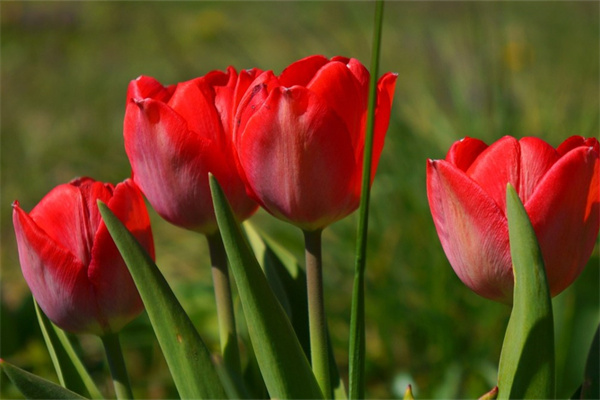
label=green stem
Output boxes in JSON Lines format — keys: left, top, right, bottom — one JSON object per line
{"left": 101, "top": 333, "right": 133, "bottom": 399}
{"left": 304, "top": 229, "right": 331, "bottom": 399}
{"left": 206, "top": 231, "right": 242, "bottom": 378}
{"left": 349, "top": 1, "right": 385, "bottom": 399}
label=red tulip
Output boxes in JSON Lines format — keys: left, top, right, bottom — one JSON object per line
{"left": 12, "top": 177, "right": 155, "bottom": 334}
{"left": 233, "top": 55, "right": 397, "bottom": 231}
{"left": 124, "top": 67, "right": 261, "bottom": 234}
{"left": 427, "top": 136, "right": 599, "bottom": 303}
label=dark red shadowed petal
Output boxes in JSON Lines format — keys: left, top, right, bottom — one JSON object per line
{"left": 370, "top": 72, "right": 398, "bottom": 183}
{"left": 445, "top": 137, "right": 488, "bottom": 171}
{"left": 427, "top": 159, "right": 513, "bottom": 303}
{"left": 12, "top": 203, "right": 101, "bottom": 333}
{"left": 526, "top": 145, "right": 600, "bottom": 296}
{"left": 124, "top": 97, "right": 220, "bottom": 233}
{"left": 88, "top": 179, "right": 151, "bottom": 333}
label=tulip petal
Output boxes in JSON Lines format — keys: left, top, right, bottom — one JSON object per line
{"left": 307, "top": 60, "right": 367, "bottom": 150}
{"left": 127, "top": 75, "right": 175, "bottom": 104}
{"left": 526, "top": 145, "right": 600, "bottom": 296}
{"left": 371, "top": 72, "right": 398, "bottom": 182}
{"left": 27, "top": 180, "right": 112, "bottom": 268}
{"left": 278, "top": 55, "right": 330, "bottom": 87}
{"left": 124, "top": 98, "right": 219, "bottom": 233}
{"left": 517, "top": 137, "right": 560, "bottom": 204}
{"left": 12, "top": 204, "right": 100, "bottom": 333}
{"left": 343, "top": 57, "right": 370, "bottom": 90}
{"left": 556, "top": 135, "right": 600, "bottom": 156}
{"left": 445, "top": 137, "right": 488, "bottom": 171}
{"left": 466, "top": 136, "right": 520, "bottom": 214}
{"left": 233, "top": 71, "right": 279, "bottom": 146}
{"left": 427, "top": 159, "right": 513, "bottom": 302}
{"left": 238, "top": 86, "right": 358, "bottom": 230}
{"left": 167, "top": 78, "right": 224, "bottom": 145}
{"left": 89, "top": 180, "right": 150, "bottom": 333}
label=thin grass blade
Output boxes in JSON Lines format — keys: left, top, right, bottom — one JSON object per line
{"left": 349, "top": 1, "right": 385, "bottom": 398}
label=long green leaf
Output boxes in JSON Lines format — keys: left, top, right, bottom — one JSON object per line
{"left": 1, "top": 358, "right": 87, "bottom": 399}
{"left": 98, "top": 202, "right": 226, "bottom": 399}
{"left": 579, "top": 324, "right": 599, "bottom": 399}
{"left": 34, "top": 300, "right": 103, "bottom": 399}
{"left": 209, "top": 175, "right": 323, "bottom": 399}
{"left": 497, "top": 184, "right": 555, "bottom": 399}
{"left": 244, "top": 222, "right": 347, "bottom": 399}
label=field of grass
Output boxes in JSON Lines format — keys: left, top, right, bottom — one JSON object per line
{"left": 1, "top": 2, "right": 598, "bottom": 398}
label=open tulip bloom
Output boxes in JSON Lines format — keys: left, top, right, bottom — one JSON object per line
{"left": 427, "top": 135, "right": 599, "bottom": 304}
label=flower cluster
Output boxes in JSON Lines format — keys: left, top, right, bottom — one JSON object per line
{"left": 13, "top": 55, "right": 398, "bottom": 335}
{"left": 8, "top": 49, "right": 600, "bottom": 400}
{"left": 124, "top": 55, "right": 398, "bottom": 233}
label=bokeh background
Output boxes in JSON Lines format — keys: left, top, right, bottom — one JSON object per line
{"left": 1, "top": 1, "right": 598, "bottom": 398}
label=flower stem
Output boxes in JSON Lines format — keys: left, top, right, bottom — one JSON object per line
{"left": 304, "top": 229, "right": 331, "bottom": 399}
{"left": 101, "top": 333, "right": 133, "bottom": 399}
{"left": 206, "top": 231, "right": 242, "bottom": 378}
{"left": 349, "top": 1, "right": 385, "bottom": 399}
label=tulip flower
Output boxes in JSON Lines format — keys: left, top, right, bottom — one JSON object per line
{"left": 124, "top": 68, "right": 264, "bottom": 376}
{"left": 123, "top": 67, "right": 261, "bottom": 234}
{"left": 12, "top": 177, "right": 154, "bottom": 335}
{"left": 233, "top": 55, "right": 397, "bottom": 397}
{"left": 233, "top": 55, "right": 397, "bottom": 231}
{"left": 427, "top": 135, "right": 599, "bottom": 303}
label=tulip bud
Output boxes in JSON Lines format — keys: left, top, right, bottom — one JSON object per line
{"left": 427, "top": 136, "right": 599, "bottom": 303}
{"left": 233, "top": 55, "right": 397, "bottom": 231}
{"left": 123, "top": 68, "right": 261, "bottom": 234}
{"left": 12, "top": 177, "right": 155, "bottom": 335}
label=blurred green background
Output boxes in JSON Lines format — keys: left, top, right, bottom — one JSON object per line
{"left": 1, "top": 1, "right": 598, "bottom": 398}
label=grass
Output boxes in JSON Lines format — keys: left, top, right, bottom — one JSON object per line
{"left": 1, "top": 2, "right": 598, "bottom": 398}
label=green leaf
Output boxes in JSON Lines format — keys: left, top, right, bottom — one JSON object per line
{"left": 209, "top": 175, "right": 323, "bottom": 399}
{"left": 497, "top": 184, "right": 555, "bottom": 399}
{"left": 33, "top": 300, "right": 103, "bottom": 399}
{"left": 98, "top": 202, "right": 226, "bottom": 400}
{"left": 579, "top": 324, "right": 599, "bottom": 399}
{"left": 244, "top": 222, "right": 347, "bottom": 399}
{"left": 0, "top": 358, "right": 87, "bottom": 399}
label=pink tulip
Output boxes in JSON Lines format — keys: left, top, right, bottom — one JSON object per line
{"left": 124, "top": 67, "right": 261, "bottom": 234}
{"left": 12, "top": 178, "right": 155, "bottom": 334}
{"left": 427, "top": 136, "right": 599, "bottom": 303}
{"left": 233, "top": 55, "right": 397, "bottom": 231}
